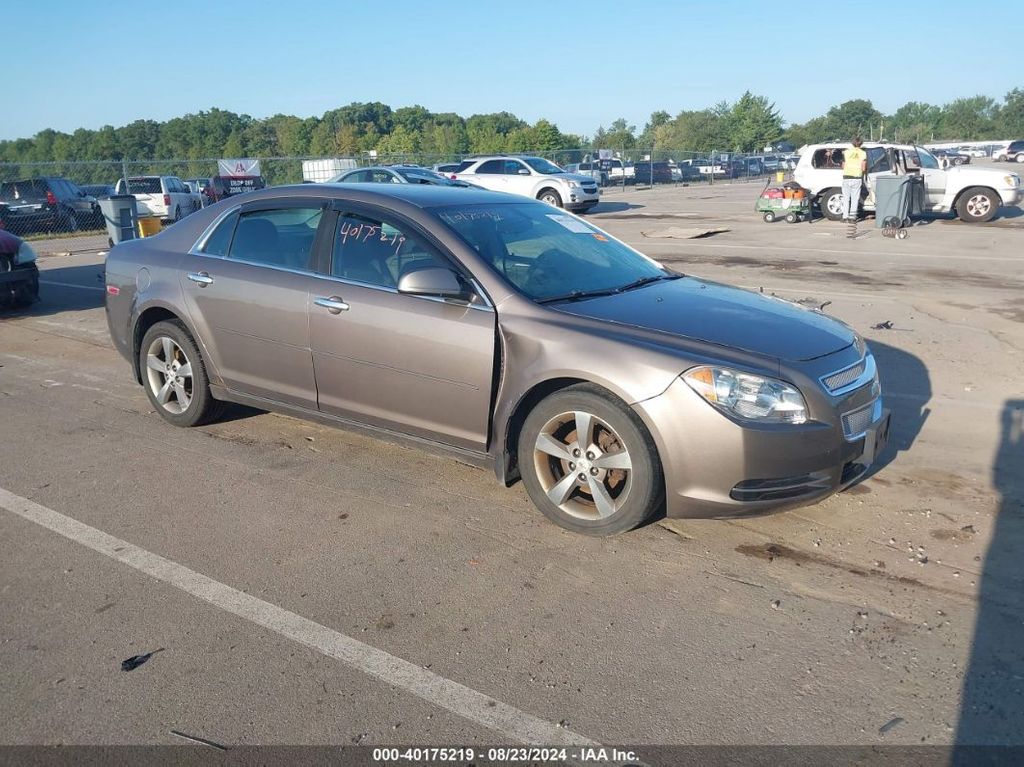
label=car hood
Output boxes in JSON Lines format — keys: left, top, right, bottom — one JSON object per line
{"left": 562, "top": 173, "right": 599, "bottom": 184}
{"left": 558, "top": 277, "right": 855, "bottom": 362}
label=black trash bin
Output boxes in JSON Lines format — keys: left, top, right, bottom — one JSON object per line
{"left": 98, "top": 195, "right": 139, "bottom": 247}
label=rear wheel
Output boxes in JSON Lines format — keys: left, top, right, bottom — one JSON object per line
{"left": 174, "top": 206, "right": 182, "bottom": 222}
{"left": 1016, "top": 155, "right": 1024, "bottom": 164}
{"left": 139, "top": 320, "right": 223, "bottom": 427}
{"left": 785, "top": 212, "right": 798, "bottom": 223}
{"left": 518, "top": 384, "right": 663, "bottom": 536}
{"left": 762, "top": 211, "right": 776, "bottom": 223}
{"left": 956, "top": 187, "right": 999, "bottom": 223}
{"left": 538, "top": 188, "right": 563, "bottom": 208}
{"left": 819, "top": 188, "right": 845, "bottom": 221}
{"left": 60, "top": 209, "right": 79, "bottom": 232}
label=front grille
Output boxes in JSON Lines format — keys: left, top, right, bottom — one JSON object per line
{"left": 842, "top": 398, "right": 880, "bottom": 439}
{"left": 582, "top": 186, "right": 597, "bottom": 194}
{"left": 822, "top": 359, "right": 867, "bottom": 392}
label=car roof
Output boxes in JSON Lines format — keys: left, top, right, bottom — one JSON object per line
{"left": 245, "top": 182, "right": 508, "bottom": 208}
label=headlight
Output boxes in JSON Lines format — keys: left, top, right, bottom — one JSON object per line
{"left": 565, "top": 180, "right": 580, "bottom": 189}
{"left": 15, "top": 241, "right": 37, "bottom": 265}
{"left": 1004, "top": 175, "right": 1020, "bottom": 187}
{"left": 683, "top": 366, "right": 808, "bottom": 424}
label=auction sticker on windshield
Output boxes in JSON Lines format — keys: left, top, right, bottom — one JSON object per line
{"left": 546, "top": 214, "right": 593, "bottom": 234}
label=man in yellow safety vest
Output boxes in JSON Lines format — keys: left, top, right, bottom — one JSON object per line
{"left": 842, "top": 137, "right": 868, "bottom": 222}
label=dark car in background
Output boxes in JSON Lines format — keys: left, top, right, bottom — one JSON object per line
{"left": 933, "top": 148, "right": 970, "bottom": 166}
{"left": 632, "top": 161, "right": 674, "bottom": 184}
{"left": 329, "top": 165, "right": 474, "bottom": 187}
{"left": 0, "top": 177, "right": 100, "bottom": 235}
{"left": 0, "top": 228, "right": 39, "bottom": 308}
{"left": 79, "top": 183, "right": 116, "bottom": 200}
{"left": 104, "top": 184, "right": 889, "bottom": 536}
{"left": 1002, "top": 140, "right": 1024, "bottom": 163}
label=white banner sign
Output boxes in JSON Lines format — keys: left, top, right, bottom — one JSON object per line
{"left": 218, "top": 158, "right": 262, "bottom": 177}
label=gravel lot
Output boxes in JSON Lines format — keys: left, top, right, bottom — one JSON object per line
{"left": 1, "top": 179, "right": 1022, "bottom": 754}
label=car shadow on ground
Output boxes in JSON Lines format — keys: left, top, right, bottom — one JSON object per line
{"left": 955, "top": 399, "right": 1024, "bottom": 756}
{"left": 867, "top": 338, "right": 931, "bottom": 474}
{"left": 3, "top": 263, "right": 106, "bottom": 317}
{"left": 589, "top": 201, "right": 644, "bottom": 214}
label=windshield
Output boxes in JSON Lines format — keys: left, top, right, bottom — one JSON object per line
{"left": 398, "top": 169, "right": 455, "bottom": 185}
{"left": 523, "top": 157, "right": 565, "bottom": 175}
{"left": 916, "top": 147, "right": 941, "bottom": 170}
{"left": 438, "top": 202, "right": 669, "bottom": 302}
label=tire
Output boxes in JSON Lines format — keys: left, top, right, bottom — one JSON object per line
{"left": 762, "top": 211, "right": 776, "bottom": 223}
{"left": 819, "top": 188, "right": 845, "bottom": 221}
{"left": 174, "top": 206, "right": 182, "bottom": 222}
{"left": 517, "top": 384, "right": 663, "bottom": 536}
{"left": 11, "top": 273, "right": 39, "bottom": 308}
{"left": 785, "top": 212, "right": 798, "bottom": 223}
{"left": 139, "top": 320, "right": 223, "bottom": 427}
{"left": 1016, "top": 155, "right": 1024, "bottom": 164}
{"left": 956, "top": 187, "right": 999, "bottom": 223}
{"left": 537, "top": 188, "right": 563, "bottom": 208}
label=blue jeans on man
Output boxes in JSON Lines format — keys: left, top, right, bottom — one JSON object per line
{"left": 842, "top": 178, "right": 862, "bottom": 221}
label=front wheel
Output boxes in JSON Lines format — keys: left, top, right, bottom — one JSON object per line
{"left": 518, "top": 384, "right": 663, "bottom": 536}
{"left": 956, "top": 187, "right": 999, "bottom": 223}
{"left": 139, "top": 320, "right": 223, "bottom": 427}
{"left": 537, "top": 188, "right": 563, "bottom": 208}
{"left": 819, "top": 188, "right": 845, "bottom": 221}
{"left": 1016, "top": 155, "right": 1024, "bottom": 164}
{"left": 785, "top": 212, "right": 798, "bottom": 223}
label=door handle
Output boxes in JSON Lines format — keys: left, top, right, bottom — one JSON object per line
{"left": 314, "top": 295, "right": 350, "bottom": 314}
{"left": 187, "top": 271, "right": 214, "bottom": 287}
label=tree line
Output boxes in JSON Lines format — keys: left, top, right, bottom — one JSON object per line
{"left": 1, "top": 89, "right": 1021, "bottom": 167}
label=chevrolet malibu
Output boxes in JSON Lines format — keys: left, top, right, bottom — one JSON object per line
{"left": 105, "top": 185, "right": 889, "bottom": 535}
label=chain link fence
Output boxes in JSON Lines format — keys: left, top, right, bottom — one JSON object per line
{"left": 0, "top": 149, "right": 797, "bottom": 238}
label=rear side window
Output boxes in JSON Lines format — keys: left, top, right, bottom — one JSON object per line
{"left": 227, "top": 207, "right": 323, "bottom": 270}
{"left": 201, "top": 210, "right": 239, "bottom": 256}
{"left": 127, "top": 178, "right": 162, "bottom": 194}
{"left": 812, "top": 149, "right": 844, "bottom": 169}
{"left": 476, "top": 160, "right": 504, "bottom": 174}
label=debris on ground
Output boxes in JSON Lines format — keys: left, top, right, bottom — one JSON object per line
{"left": 872, "top": 321, "right": 894, "bottom": 330}
{"left": 640, "top": 226, "right": 730, "bottom": 239}
{"left": 770, "top": 599, "right": 781, "bottom": 609}
{"left": 121, "top": 648, "right": 164, "bottom": 671}
{"left": 879, "top": 717, "right": 905, "bottom": 735}
{"left": 169, "top": 730, "right": 227, "bottom": 750}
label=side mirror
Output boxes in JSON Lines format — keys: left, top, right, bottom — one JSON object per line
{"left": 397, "top": 267, "right": 472, "bottom": 301}
{"left": 517, "top": 168, "right": 530, "bottom": 175}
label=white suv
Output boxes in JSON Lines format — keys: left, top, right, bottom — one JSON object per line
{"left": 794, "top": 142, "right": 1023, "bottom": 223}
{"left": 452, "top": 156, "right": 600, "bottom": 213}
{"left": 115, "top": 176, "right": 201, "bottom": 222}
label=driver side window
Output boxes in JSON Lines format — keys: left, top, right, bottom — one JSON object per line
{"left": 331, "top": 212, "right": 455, "bottom": 290}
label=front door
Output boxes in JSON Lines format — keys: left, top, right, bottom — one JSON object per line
{"left": 309, "top": 207, "right": 495, "bottom": 452}
{"left": 177, "top": 200, "right": 327, "bottom": 408}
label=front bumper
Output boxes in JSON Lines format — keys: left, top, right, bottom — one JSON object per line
{"left": 998, "top": 186, "right": 1023, "bottom": 206}
{"left": 565, "top": 187, "right": 601, "bottom": 210}
{"left": 634, "top": 375, "right": 889, "bottom": 519}
{"left": 0, "top": 262, "right": 40, "bottom": 304}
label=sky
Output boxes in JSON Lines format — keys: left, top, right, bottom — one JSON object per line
{"left": 6, "top": 0, "right": 1023, "bottom": 142}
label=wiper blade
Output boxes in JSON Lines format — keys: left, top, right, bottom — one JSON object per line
{"left": 535, "top": 288, "right": 620, "bottom": 305}
{"left": 616, "top": 273, "right": 682, "bottom": 293}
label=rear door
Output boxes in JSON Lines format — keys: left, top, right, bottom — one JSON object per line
{"left": 464, "top": 159, "right": 506, "bottom": 193}
{"left": 177, "top": 199, "right": 328, "bottom": 408}
{"left": 308, "top": 204, "right": 495, "bottom": 451}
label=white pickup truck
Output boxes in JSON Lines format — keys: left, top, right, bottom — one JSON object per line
{"left": 794, "top": 142, "right": 1023, "bottom": 222}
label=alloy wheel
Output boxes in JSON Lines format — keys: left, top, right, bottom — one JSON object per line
{"left": 145, "top": 336, "right": 193, "bottom": 414}
{"left": 966, "top": 194, "right": 992, "bottom": 219}
{"left": 532, "top": 409, "right": 633, "bottom": 520}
